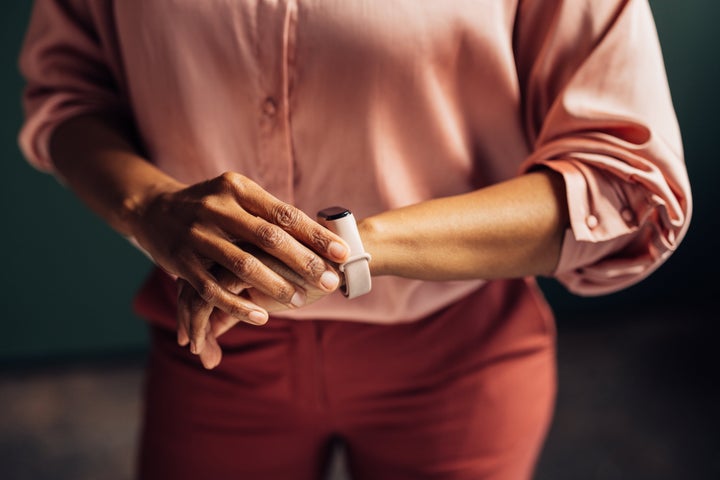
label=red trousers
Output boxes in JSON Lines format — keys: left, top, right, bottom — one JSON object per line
{"left": 137, "top": 277, "right": 556, "bottom": 479}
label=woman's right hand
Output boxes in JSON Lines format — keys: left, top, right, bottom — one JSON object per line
{"left": 128, "top": 171, "right": 350, "bottom": 354}
{"left": 48, "top": 115, "right": 347, "bottom": 356}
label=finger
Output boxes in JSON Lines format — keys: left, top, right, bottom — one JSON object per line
{"left": 265, "top": 202, "right": 350, "bottom": 262}
{"left": 209, "top": 308, "right": 242, "bottom": 338}
{"left": 182, "top": 257, "right": 269, "bottom": 331}
{"left": 193, "top": 228, "right": 308, "bottom": 307}
{"left": 216, "top": 268, "right": 250, "bottom": 294}
{"left": 198, "top": 329, "right": 223, "bottom": 369}
{"left": 177, "top": 277, "right": 214, "bottom": 354}
{"left": 246, "top": 247, "right": 306, "bottom": 286}
{"left": 228, "top": 214, "right": 341, "bottom": 293}
{"left": 177, "top": 324, "right": 190, "bottom": 347}
{"left": 207, "top": 268, "right": 253, "bottom": 338}
{"left": 231, "top": 249, "right": 335, "bottom": 316}
{"left": 176, "top": 279, "right": 191, "bottom": 347}
{"left": 182, "top": 266, "right": 256, "bottom": 348}
{"left": 195, "top": 176, "right": 343, "bottom": 292}
{"left": 220, "top": 172, "right": 350, "bottom": 262}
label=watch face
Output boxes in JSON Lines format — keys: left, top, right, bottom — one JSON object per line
{"left": 318, "top": 206, "right": 351, "bottom": 221}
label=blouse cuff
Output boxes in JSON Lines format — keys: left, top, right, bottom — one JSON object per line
{"left": 528, "top": 158, "right": 677, "bottom": 296}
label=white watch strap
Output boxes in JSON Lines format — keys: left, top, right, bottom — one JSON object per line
{"left": 339, "top": 252, "right": 372, "bottom": 299}
{"left": 318, "top": 207, "right": 372, "bottom": 299}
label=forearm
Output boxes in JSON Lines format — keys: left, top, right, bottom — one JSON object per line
{"left": 49, "top": 114, "right": 182, "bottom": 237}
{"left": 49, "top": 113, "right": 353, "bottom": 358}
{"left": 358, "top": 170, "right": 569, "bottom": 281}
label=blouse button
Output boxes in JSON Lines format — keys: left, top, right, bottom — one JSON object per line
{"left": 621, "top": 208, "right": 635, "bottom": 223}
{"left": 262, "top": 97, "right": 278, "bottom": 116}
{"left": 586, "top": 214, "right": 599, "bottom": 229}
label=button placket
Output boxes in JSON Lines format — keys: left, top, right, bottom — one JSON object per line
{"left": 255, "top": 0, "right": 297, "bottom": 203}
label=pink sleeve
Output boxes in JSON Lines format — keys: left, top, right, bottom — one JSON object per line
{"left": 18, "top": 0, "right": 126, "bottom": 173}
{"left": 515, "top": 0, "right": 692, "bottom": 295}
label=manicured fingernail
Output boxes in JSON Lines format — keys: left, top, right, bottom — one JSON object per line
{"left": 320, "top": 270, "right": 340, "bottom": 290}
{"left": 290, "top": 291, "right": 306, "bottom": 308}
{"left": 248, "top": 311, "right": 268, "bottom": 325}
{"left": 329, "top": 241, "right": 348, "bottom": 260}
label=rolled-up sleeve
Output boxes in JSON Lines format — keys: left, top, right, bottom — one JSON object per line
{"left": 18, "top": 0, "right": 126, "bottom": 172}
{"left": 515, "top": 0, "right": 691, "bottom": 295}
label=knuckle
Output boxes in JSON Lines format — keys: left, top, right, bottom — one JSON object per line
{"left": 231, "top": 255, "right": 260, "bottom": 279}
{"left": 310, "top": 229, "right": 331, "bottom": 252}
{"left": 274, "top": 283, "right": 295, "bottom": 303}
{"left": 220, "top": 171, "right": 248, "bottom": 196}
{"left": 272, "top": 203, "right": 301, "bottom": 229}
{"left": 226, "top": 302, "right": 249, "bottom": 318}
{"left": 197, "top": 196, "right": 220, "bottom": 215}
{"left": 197, "top": 279, "right": 220, "bottom": 303}
{"left": 186, "top": 223, "right": 204, "bottom": 240}
{"left": 256, "top": 223, "right": 285, "bottom": 250}
{"left": 220, "top": 171, "right": 238, "bottom": 184}
{"left": 198, "top": 196, "right": 213, "bottom": 210}
{"left": 304, "top": 255, "right": 326, "bottom": 278}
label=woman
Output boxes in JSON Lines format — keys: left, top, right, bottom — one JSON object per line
{"left": 19, "top": 0, "right": 691, "bottom": 478}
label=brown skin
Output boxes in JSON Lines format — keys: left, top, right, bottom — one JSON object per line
{"left": 359, "top": 171, "right": 569, "bottom": 280}
{"left": 50, "top": 114, "right": 350, "bottom": 367}
{"left": 49, "top": 114, "right": 568, "bottom": 369}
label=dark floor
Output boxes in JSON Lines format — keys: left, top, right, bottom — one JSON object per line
{"left": 1, "top": 306, "right": 718, "bottom": 480}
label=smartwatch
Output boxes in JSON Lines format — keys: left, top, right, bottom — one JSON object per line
{"left": 317, "top": 206, "right": 372, "bottom": 299}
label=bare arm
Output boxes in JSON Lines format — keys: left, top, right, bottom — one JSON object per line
{"left": 174, "top": 168, "right": 567, "bottom": 369}
{"left": 359, "top": 170, "right": 569, "bottom": 281}
{"left": 49, "top": 114, "right": 349, "bottom": 360}
{"left": 170, "top": 162, "right": 568, "bottom": 370}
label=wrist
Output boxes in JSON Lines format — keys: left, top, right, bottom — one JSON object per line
{"left": 317, "top": 207, "right": 372, "bottom": 299}
{"left": 356, "top": 215, "right": 390, "bottom": 277}
{"left": 120, "top": 178, "right": 184, "bottom": 239}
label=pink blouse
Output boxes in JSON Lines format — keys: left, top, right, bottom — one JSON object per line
{"left": 19, "top": 0, "right": 691, "bottom": 324}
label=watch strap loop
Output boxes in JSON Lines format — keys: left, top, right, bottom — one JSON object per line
{"left": 338, "top": 253, "right": 372, "bottom": 273}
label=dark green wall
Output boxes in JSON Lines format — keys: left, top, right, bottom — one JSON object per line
{"left": 2, "top": 1, "right": 718, "bottom": 359}
{"left": 540, "top": 0, "right": 720, "bottom": 312}
{"left": 1, "top": 2, "right": 152, "bottom": 358}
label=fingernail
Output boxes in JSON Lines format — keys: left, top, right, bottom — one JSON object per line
{"left": 320, "top": 270, "right": 340, "bottom": 290}
{"left": 290, "top": 291, "right": 306, "bottom": 308}
{"left": 190, "top": 340, "right": 198, "bottom": 354}
{"left": 248, "top": 311, "right": 268, "bottom": 325}
{"left": 329, "top": 241, "right": 348, "bottom": 260}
